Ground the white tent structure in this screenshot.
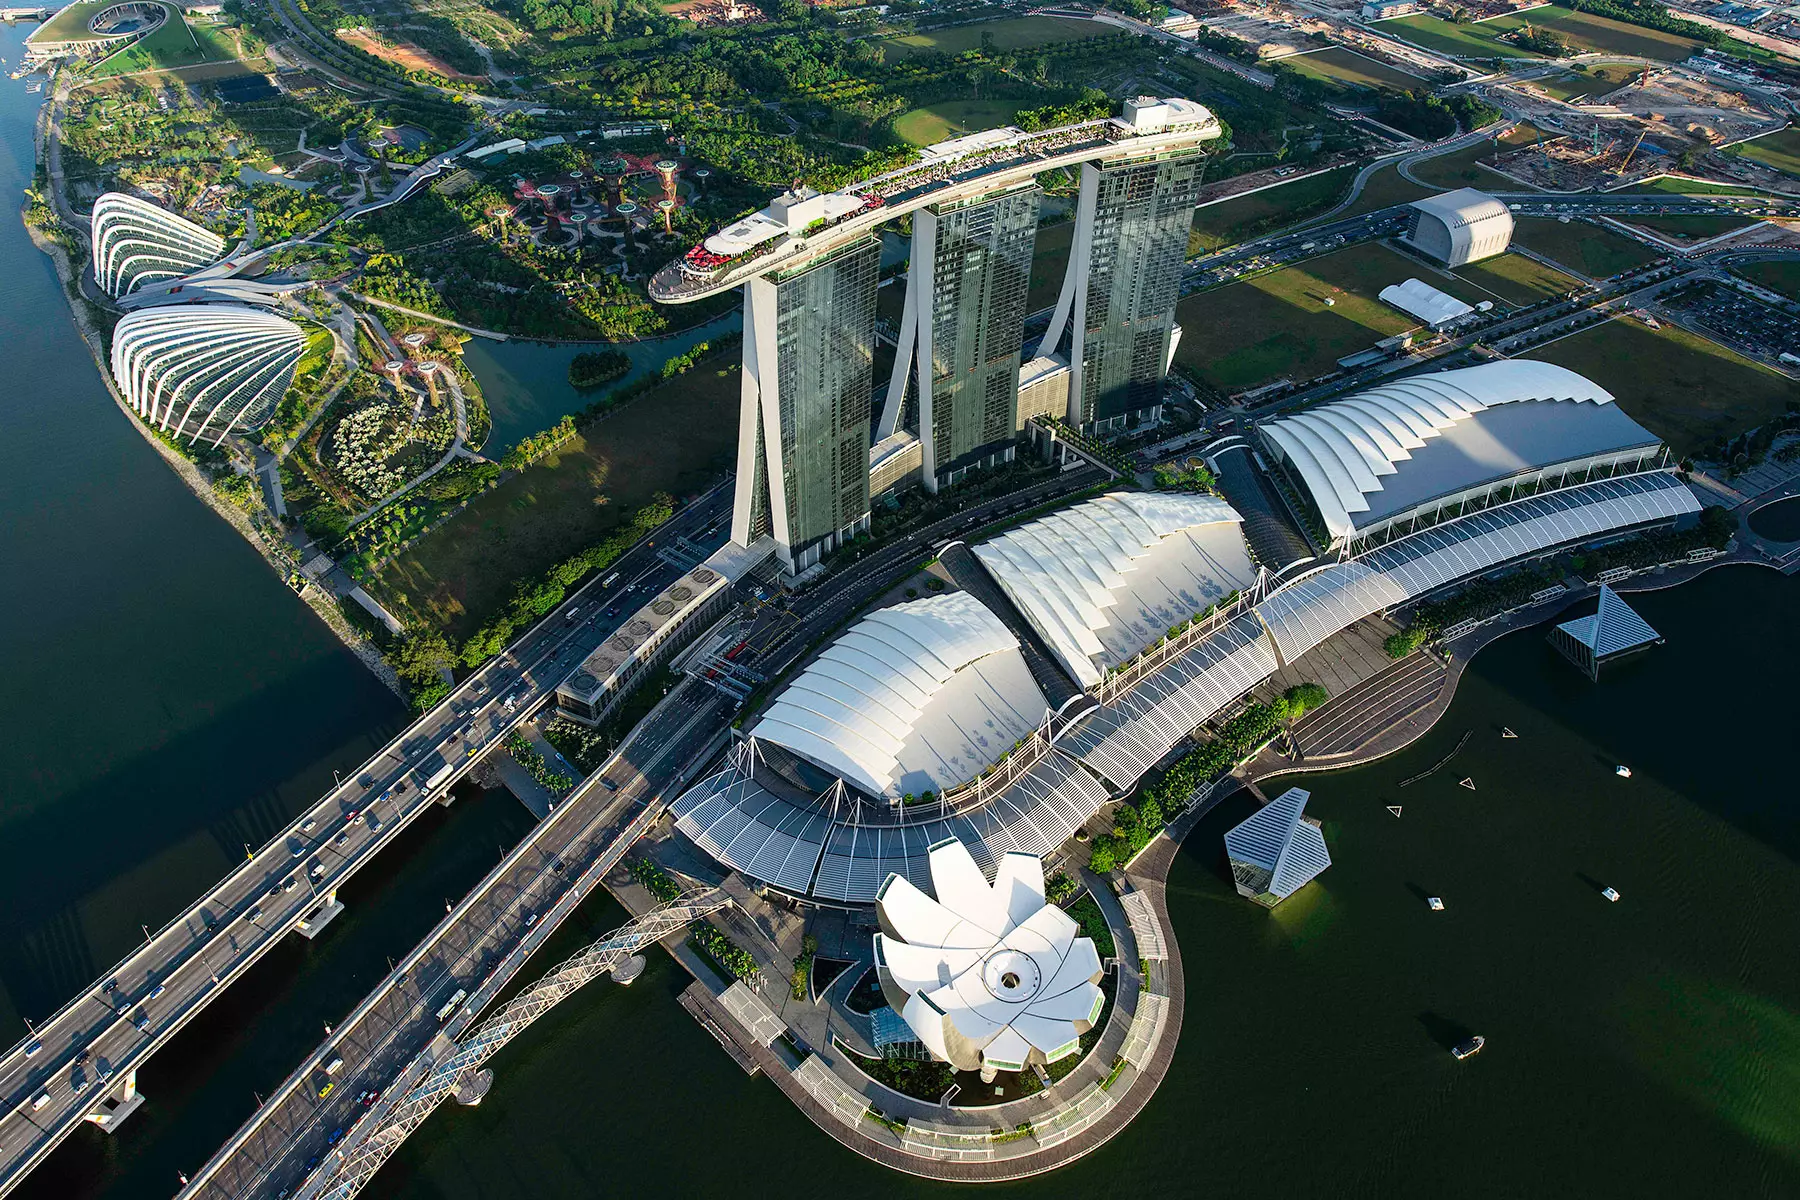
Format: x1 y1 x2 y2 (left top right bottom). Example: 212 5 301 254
972 491 1256 689
1379 278 1474 329
874 838 1104 1080
1223 787 1331 906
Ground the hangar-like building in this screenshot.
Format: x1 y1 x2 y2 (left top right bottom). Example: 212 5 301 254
1401 188 1513 267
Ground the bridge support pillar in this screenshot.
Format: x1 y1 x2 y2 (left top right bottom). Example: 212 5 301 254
297 889 346 940
453 1069 493 1106
85 1069 146 1133
610 954 647 985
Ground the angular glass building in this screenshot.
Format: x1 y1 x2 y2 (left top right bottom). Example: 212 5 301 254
1043 147 1202 434
90 192 227 298
111 305 308 444
733 237 881 577
880 184 1040 491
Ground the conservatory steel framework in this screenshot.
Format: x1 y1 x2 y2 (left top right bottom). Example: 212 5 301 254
110 304 308 444
90 192 228 298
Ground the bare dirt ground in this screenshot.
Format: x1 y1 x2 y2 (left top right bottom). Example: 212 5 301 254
336 28 486 82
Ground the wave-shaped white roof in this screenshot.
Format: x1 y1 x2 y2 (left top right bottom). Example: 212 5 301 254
1260 361 1627 541
751 592 1029 798
875 839 1103 1073
972 491 1254 689
91 192 227 298
111 304 307 445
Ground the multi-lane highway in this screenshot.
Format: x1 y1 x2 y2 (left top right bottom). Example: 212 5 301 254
0 483 733 1197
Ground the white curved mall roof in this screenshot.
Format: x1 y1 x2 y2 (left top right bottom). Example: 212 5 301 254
750 592 1046 799
973 492 1255 689
875 839 1103 1073
91 192 227 298
111 304 307 444
1259 361 1657 541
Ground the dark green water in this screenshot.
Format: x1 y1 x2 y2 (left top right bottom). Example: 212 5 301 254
359 566 1800 1200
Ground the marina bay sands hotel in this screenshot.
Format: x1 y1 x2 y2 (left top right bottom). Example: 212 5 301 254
650 97 1223 577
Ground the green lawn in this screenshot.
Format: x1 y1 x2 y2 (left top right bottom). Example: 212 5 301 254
1731 260 1800 303
1737 127 1800 180
91 10 232 76
27 0 116 44
892 99 1020 147
1532 62 1639 101
1174 241 1482 392
1629 175 1773 197
881 16 1101 56
1522 317 1800 455
1409 124 1540 191
1377 12 1534 59
1281 46 1426 93
1620 213 1758 243
373 365 742 637
1450 251 1583 306
1382 6 1701 61
1338 162 1432 220
1509 216 1661 278
1190 167 1355 253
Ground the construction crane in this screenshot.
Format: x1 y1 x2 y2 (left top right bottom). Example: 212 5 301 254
1619 127 1648 173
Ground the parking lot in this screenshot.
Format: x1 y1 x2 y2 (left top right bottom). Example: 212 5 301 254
1666 282 1800 370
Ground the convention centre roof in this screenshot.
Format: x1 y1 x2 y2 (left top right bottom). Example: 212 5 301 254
972 492 1256 690
875 839 1104 1073
748 592 1049 799
1258 362 1662 542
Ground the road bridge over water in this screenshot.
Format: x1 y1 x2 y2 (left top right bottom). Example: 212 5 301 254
0 485 732 1198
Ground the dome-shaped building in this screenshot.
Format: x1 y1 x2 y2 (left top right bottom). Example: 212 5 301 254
111 305 307 444
91 192 228 298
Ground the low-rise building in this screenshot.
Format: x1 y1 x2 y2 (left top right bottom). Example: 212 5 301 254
1224 787 1331 905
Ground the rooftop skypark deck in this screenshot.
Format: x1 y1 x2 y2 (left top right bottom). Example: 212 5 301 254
649 98 1223 304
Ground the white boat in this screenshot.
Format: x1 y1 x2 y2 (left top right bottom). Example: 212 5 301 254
1427 896 1446 911
1451 1034 1486 1060
1615 765 1632 778
1601 886 1621 902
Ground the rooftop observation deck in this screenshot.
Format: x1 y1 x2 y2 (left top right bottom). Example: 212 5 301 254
649 98 1223 305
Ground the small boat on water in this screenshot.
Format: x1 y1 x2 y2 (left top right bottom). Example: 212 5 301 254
1615 765 1632 778
1427 896 1446 911
1601 886 1621 902
1451 1035 1486 1061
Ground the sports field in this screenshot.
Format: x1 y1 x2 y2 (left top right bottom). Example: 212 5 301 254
881 16 1101 57
373 365 741 637
1281 46 1425 93
1190 167 1355 252
1737 127 1800 180
1509 217 1661 278
1523 317 1800 454
1173 241 1487 392
1382 6 1701 61
892 99 1019 147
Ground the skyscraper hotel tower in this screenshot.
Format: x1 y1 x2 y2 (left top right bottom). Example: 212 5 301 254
650 97 1223 577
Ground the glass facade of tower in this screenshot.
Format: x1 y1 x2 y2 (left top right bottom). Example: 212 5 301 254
925 186 1040 485
737 236 880 573
1077 151 1201 431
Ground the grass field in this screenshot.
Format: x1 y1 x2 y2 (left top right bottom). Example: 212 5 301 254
27 0 115 43
1522 317 1800 454
1732 260 1800 303
1190 166 1356 253
91 10 233 76
1281 46 1425 93
1450 251 1583 306
881 16 1100 57
1629 175 1772 197
1509 217 1661 278
1339 162 1432 220
1409 124 1540 191
1173 241 1483 392
1737 127 1800 180
1620 213 1758 243
1532 62 1639 101
892 99 1020 147
373 365 741 637
1383 6 1701 61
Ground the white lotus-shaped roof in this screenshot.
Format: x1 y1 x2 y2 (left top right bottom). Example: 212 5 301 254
750 592 1040 798
874 839 1104 1073
91 192 227 298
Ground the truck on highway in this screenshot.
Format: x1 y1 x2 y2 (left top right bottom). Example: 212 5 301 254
420 754 455 797
436 988 468 1022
